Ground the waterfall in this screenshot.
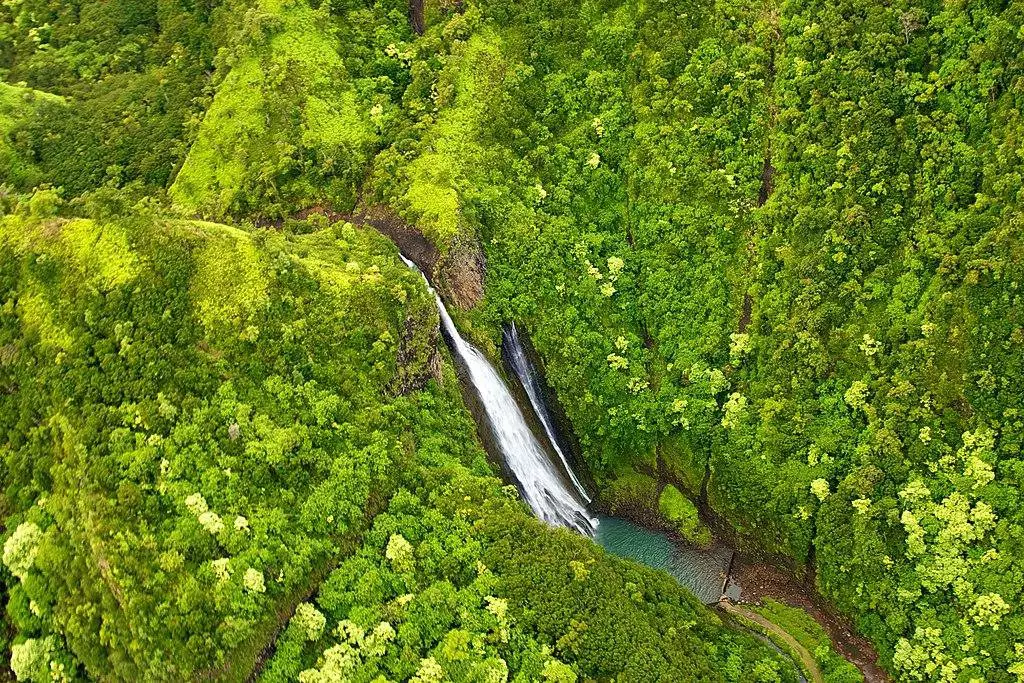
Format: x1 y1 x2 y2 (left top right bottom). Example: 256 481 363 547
399 255 597 536
503 323 591 503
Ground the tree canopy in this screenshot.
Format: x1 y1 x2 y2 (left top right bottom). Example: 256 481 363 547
2 0 1023 679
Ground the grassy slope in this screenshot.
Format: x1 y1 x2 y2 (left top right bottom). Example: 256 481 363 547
751 599 863 683
169 0 377 219
0 207 794 680
0 211 437 678
0 83 64 189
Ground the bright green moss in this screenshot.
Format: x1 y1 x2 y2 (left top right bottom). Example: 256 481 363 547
169 0 376 220
15 290 73 351
301 91 373 154
190 229 271 331
169 58 266 217
658 485 711 549
1 215 140 347
60 218 141 290
403 156 462 244
603 468 659 513
397 31 505 249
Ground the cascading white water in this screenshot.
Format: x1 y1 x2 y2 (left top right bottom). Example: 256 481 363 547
504 323 591 503
399 255 597 536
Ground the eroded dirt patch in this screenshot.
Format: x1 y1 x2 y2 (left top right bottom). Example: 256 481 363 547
733 558 889 682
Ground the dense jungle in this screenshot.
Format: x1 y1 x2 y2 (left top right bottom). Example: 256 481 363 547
1 0 1023 681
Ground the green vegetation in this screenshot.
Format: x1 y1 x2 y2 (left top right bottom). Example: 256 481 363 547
169 0 387 219
3 0 1023 680
603 469 659 515
603 474 712 549
0 204 791 680
0 0 223 196
720 601 826 683
659 485 712 549
0 205 445 679
0 83 63 189
365 1 1024 680
260 473 786 682
751 600 862 683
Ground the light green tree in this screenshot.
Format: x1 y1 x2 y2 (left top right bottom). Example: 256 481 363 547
3 522 43 580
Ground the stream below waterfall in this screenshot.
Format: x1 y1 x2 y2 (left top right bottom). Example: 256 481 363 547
399 254 737 605
393 248 881 682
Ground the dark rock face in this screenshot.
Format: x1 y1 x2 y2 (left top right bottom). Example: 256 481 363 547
354 205 485 311
354 205 441 276
437 235 485 310
392 313 443 395
409 0 424 34
348 204 481 388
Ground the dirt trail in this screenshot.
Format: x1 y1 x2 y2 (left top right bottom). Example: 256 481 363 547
732 558 889 682
720 599 824 683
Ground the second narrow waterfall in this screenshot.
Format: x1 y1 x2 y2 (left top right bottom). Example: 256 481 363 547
503 323 591 503
399 255 598 536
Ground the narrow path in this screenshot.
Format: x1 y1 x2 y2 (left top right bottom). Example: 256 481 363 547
732 559 888 681
719 599 824 683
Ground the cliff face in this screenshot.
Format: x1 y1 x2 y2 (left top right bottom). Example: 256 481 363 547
393 309 444 395
354 205 485 312
437 234 485 311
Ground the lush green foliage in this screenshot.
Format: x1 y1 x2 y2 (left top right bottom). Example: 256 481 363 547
659 485 712 549
0 206 442 678
261 473 789 682
0 0 225 196
0 202 789 679
0 83 63 189
4 0 1024 679
752 600 862 683
355 1 1024 679
169 0 404 219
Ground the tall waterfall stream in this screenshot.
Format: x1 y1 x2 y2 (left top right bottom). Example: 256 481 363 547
502 322 592 503
400 255 597 535
397 253 859 682
399 253 737 603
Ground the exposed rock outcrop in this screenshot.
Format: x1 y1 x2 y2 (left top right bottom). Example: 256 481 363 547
349 205 485 311
296 203 485 309
437 234 485 310
352 205 440 275
391 312 443 395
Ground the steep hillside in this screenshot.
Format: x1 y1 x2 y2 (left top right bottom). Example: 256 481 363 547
2 0 1023 680
169 0 388 218
363 2 1024 679
0 203 788 680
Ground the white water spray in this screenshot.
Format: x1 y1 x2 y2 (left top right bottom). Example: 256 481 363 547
400 255 597 535
504 323 592 503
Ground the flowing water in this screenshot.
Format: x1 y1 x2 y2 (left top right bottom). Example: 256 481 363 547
400 255 597 535
503 323 591 502
398 253 740 604
396 253 829 681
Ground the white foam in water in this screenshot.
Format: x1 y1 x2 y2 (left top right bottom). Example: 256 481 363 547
399 254 597 535
505 323 592 503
